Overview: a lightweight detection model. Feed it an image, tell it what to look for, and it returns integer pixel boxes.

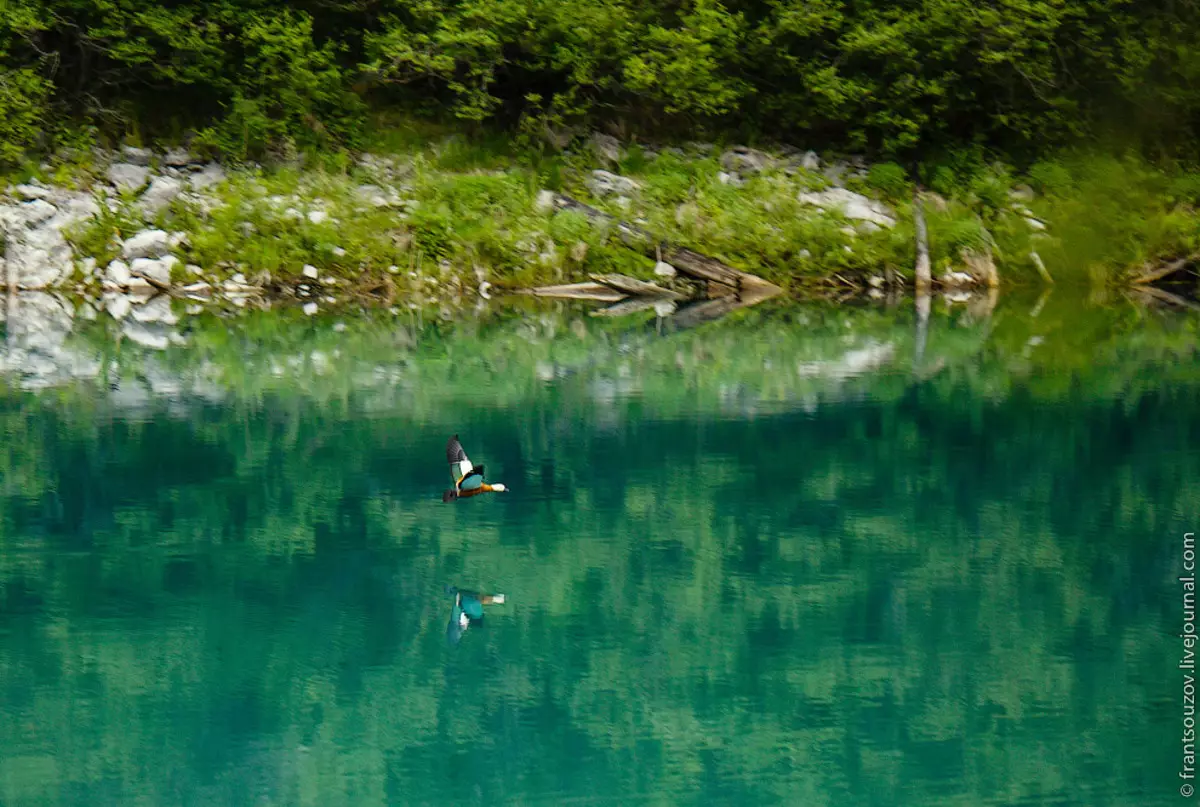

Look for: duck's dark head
[442,488,459,503]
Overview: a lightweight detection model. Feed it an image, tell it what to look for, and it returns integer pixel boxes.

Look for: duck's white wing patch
[446,435,473,480]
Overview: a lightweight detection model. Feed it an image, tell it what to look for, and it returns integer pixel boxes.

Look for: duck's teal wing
[461,595,485,620]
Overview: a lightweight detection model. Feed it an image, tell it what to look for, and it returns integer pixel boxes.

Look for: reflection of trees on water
[0,291,1194,804]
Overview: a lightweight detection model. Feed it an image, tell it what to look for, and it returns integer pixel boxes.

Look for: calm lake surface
[0,290,1195,806]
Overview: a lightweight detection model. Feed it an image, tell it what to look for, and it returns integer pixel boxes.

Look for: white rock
[20,200,58,228]
[168,231,189,249]
[188,163,226,190]
[587,170,641,197]
[140,176,183,216]
[163,148,195,167]
[720,147,771,174]
[120,145,153,166]
[130,255,178,287]
[801,151,821,170]
[653,299,677,317]
[106,260,133,287]
[717,171,744,187]
[534,189,557,213]
[108,163,151,192]
[822,160,850,187]
[303,302,318,316]
[654,261,676,278]
[302,265,320,280]
[185,264,203,275]
[589,133,621,164]
[798,188,897,228]
[105,293,133,320]
[0,191,99,288]
[478,280,492,299]
[79,257,98,279]
[1025,216,1047,231]
[868,275,885,288]
[131,295,178,324]
[14,184,53,201]
[331,246,346,258]
[307,210,328,225]
[181,281,212,296]
[122,229,170,260]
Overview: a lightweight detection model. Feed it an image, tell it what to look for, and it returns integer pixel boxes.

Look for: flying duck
[443,435,507,502]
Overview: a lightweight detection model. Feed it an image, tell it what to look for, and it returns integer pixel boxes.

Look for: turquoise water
[0,292,1195,805]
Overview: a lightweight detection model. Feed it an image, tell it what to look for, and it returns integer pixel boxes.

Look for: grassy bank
[9,123,1200,298]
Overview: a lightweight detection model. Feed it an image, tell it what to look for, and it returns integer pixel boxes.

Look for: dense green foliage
[3,0,1200,162]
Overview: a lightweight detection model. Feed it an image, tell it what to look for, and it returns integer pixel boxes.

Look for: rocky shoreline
[2,137,1063,314]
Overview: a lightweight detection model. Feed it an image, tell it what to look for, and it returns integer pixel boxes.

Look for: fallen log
[660,246,745,291]
[548,192,781,296]
[519,282,626,302]
[1132,252,1200,285]
[590,273,680,298]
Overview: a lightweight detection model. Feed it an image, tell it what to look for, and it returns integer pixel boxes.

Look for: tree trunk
[913,191,932,294]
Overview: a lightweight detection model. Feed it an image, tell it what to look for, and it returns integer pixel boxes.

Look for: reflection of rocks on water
[796,341,896,381]
[0,293,100,389]
[0,292,197,403]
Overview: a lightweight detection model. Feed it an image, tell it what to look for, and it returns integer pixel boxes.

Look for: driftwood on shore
[589,273,679,298]
[1132,253,1200,285]
[523,193,782,321]
[541,193,781,295]
[522,282,626,302]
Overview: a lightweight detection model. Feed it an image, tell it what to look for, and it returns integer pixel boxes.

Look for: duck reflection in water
[446,586,506,646]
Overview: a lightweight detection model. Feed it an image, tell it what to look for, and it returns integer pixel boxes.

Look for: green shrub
[866,162,910,200]
[1028,161,1075,196]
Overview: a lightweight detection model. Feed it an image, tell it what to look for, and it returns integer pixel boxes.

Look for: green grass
[17,120,1200,295]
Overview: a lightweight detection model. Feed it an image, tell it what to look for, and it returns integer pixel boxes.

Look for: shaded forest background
[2,0,1200,164]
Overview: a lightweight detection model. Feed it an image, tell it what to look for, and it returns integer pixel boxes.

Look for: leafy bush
[866,162,910,200]
[1028,161,1075,197]
[4,0,1200,163]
